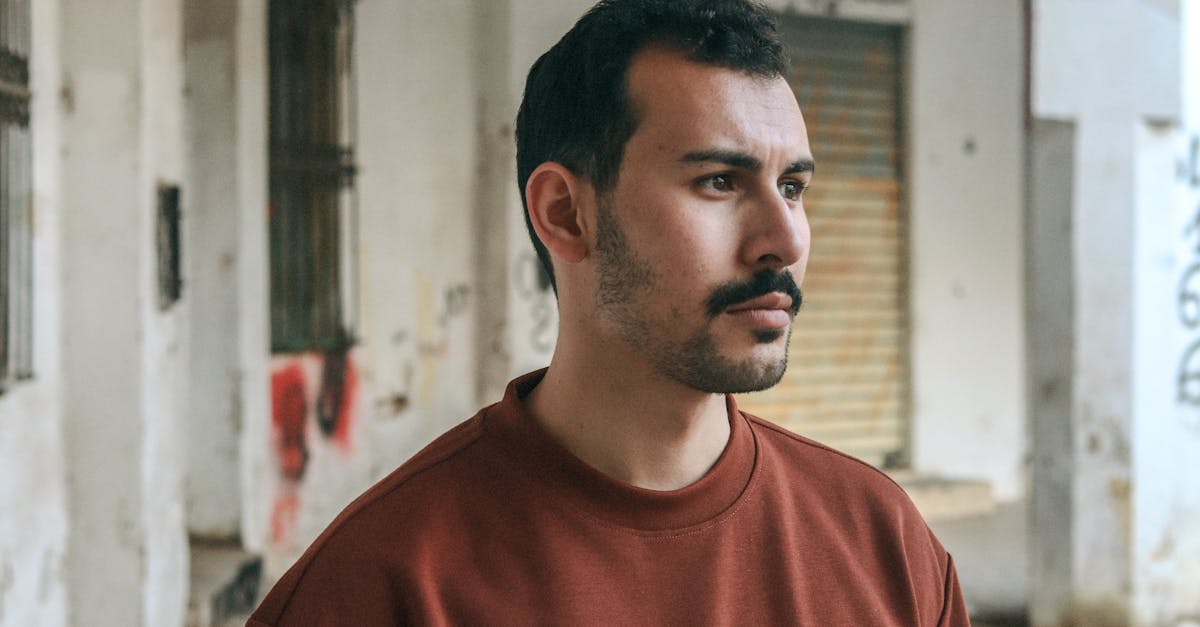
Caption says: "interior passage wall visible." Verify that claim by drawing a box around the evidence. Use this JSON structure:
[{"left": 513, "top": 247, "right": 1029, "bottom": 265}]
[
  {"left": 908, "top": 0, "right": 1025, "bottom": 500},
  {"left": 261, "top": 0, "right": 481, "bottom": 578},
  {"left": 0, "top": 0, "right": 68, "bottom": 624}
]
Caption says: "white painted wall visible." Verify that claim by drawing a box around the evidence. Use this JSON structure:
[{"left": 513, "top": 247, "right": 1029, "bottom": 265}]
[
  {"left": 354, "top": 0, "right": 479, "bottom": 465},
  {"left": 1130, "top": 2, "right": 1200, "bottom": 623},
  {"left": 233, "top": 0, "right": 272, "bottom": 558},
  {"left": 907, "top": 0, "right": 1026, "bottom": 500},
  {"left": 138, "top": 1, "right": 189, "bottom": 623},
  {"left": 0, "top": 0, "right": 68, "bottom": 624},
  {"left": 60, "top": 0, "right": 190, "bottom": 623},
  {"left": 183, "top": 0, "right": 245, "bottom": 540},
  {"left": 1029, "top": 0, "right": 1185, "bottom": 622}
]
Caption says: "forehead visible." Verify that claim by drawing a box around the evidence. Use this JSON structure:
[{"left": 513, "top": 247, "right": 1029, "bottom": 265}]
[{"left": 623, "top": 48, "right": 810, "bottom": 162}]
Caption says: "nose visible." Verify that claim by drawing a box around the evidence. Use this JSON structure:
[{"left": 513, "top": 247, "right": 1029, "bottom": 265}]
[{"left": 740, "top": 186, "right": 808, "bottom": 271}]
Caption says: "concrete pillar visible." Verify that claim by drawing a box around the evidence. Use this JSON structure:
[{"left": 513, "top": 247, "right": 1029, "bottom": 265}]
[
  {"left": 183, "top": 0, "right": 243, "bottom": 541},
  {"left": 1028, "top": 1, "right": 1187, "bottom": 624},
  {"left": 0, "top": 0, "right": 69, "bottom": 625},
  {"left": 1128, "top": 2, "right": 1200, "bottom": 623},
  {"left": 908, "top": 0, "right": 1026, "bottom": 500},
  {"left": 471, "top": 0, "right": 516, "bottom": 404},
  {"left": 181, "top": 0, "right": 271, "bottom": 554},
  {"left": 60, "top": 0, "right": 189, "bottom": 624}
]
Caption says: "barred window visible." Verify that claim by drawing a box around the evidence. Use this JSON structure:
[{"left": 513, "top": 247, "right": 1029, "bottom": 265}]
[
  {"left": 268, "top": 0, "right": 357, "bottom": 352},
  {"left": 0, "top": 0, "right": 32, "bottom": 390}
]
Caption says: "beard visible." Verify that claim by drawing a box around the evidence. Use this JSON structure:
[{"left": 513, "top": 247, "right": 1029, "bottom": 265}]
[{"left": 593, "top": 197, "right": 801, "bottom": 394}]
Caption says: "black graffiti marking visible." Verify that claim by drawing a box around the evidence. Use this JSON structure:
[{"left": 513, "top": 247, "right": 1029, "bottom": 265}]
[
  {"left": 1178, "top": 338, "right": 1200, "bottom": 406},
  {"left": 1188, "top": 136, "right": 1200, "bottom": 188},
  {"left": 440, "top": 284, "right": 472, "bottom": 325},
  {"left": 513, "top": 252, "right": 557, "bottom": 353},
  {"left": 513, "top": 252, "right": 543, "bottom": 300},
  {"left": 1178, "top": 133, "right": 1200, "bottom": 408},
  {"left": 1186, "top": 205, "right": 1200, "bottom": 254},
  {"left": 1178, "top": 262, "right": 1200, "bottom": 328},
  {"left": 316, "top": 343, "right": 350, "bottom": 437},
  {"left": 529, "top": 298, "right": 556, "bottom": 354}
]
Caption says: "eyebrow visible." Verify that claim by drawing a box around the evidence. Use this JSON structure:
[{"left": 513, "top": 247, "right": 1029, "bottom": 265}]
[{"left": 680, "top": 148, "right": 815, "bottom": 175}]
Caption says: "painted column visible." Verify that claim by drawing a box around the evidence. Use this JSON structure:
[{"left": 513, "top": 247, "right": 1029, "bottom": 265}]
[
  {"left": 1129, "top": 1, "right": 1200, "bottom": 623},
  {"left": 1028, "top": 0, "right": 1185, "bottom": 624},
  {"left": 60, "top": 0, "right": 189, "bottom": 624}
]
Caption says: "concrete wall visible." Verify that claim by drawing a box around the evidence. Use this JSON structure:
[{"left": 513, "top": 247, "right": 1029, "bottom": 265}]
[
  {"left": 59, "top": 0, "right": 190, "bottom": 623},
  {"left": 0, "top": 0, "right": 69, "bottom": 624},
  {"left": 1130, "top": 2, "right": 1200, "bottom": 623},
  {"left": 907, "top": 0, "right": 1026, "bottom": 501},
  {"left": 183, "top": 0, "right": 246, "bottom": 540},
  {"left": 259, "top": 0, "right": 485, "bottom": 578},
  {"left": 180, "top": 0, "right": 273, "bottom": 559},
  {"left": 1029, "top": 0, "right": 1187, "bottom": 623}
]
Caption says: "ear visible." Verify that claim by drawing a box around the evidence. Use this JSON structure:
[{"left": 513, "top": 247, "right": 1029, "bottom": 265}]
[{"left": 525, "top": 162, "right": 591, "bottom": 265}]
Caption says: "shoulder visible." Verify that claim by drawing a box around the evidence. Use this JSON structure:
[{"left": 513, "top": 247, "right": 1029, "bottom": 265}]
[
  {"left": 742, "top": 411, "right": 941, "bottom": 544},
  {"left": 745, "top": 413, "right": 908, "bottom": 493},
  {"left": 250, "top": 409, "right": 498, "bottom": 624},
  {"left": 743, "top": 412, "right": 960, "bottom": 619}
]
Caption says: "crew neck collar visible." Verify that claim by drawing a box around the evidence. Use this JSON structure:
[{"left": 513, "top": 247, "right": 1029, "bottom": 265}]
[{"left": 483, "top": 369, "right": 759, "bottom": 532}]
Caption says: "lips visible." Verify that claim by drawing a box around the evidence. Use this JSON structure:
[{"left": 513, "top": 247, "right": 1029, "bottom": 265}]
[{"left": 724, "top": 292, "right": 794, "bottom": 314}]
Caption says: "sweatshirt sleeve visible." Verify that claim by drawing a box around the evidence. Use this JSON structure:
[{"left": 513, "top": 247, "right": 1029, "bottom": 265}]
[
  {"left": 245, "top": 530, "right": 406, "bottom": 626},
  {"left": 937, "top": 554, "right": 972, "bottom": 626}
]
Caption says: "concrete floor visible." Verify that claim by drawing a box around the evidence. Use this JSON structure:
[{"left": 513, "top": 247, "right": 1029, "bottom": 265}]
[{"left": 929, "top": 500, "right": 1030, "bottom": 626}]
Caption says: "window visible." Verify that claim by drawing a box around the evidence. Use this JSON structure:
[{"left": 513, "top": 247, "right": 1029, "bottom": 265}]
[
  {"left": 268, "top": 0, "right": 357, "bottom": 352},
  {"left": 0, "top": 0, "right": 32, "bottom": 390}
]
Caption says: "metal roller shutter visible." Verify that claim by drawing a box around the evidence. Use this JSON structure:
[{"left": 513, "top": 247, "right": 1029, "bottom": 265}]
[{"left": 738, "top": 17, "right": 909, "bottom": 468}]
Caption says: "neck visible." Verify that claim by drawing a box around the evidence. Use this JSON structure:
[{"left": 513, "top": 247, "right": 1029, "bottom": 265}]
[{"left": 526, "top": 330, "right": 731, "bottom": 491}]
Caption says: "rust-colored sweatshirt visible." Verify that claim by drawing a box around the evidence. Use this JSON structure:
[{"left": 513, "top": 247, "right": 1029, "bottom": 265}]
[{"left": 249, "top": 370, "right": 970, "bottom": 626}]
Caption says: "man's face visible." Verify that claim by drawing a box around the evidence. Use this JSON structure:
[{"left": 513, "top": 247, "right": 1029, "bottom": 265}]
[{"left": 591, "top": 48, "right": 813, "bottom": 394}]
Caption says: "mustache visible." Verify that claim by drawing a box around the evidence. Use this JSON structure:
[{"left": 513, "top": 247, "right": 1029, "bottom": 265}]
[{"left": 705, "top": 270, "right": 803, "bottom": 318}]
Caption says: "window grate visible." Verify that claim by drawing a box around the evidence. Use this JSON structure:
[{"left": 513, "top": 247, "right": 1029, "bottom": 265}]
[
  {"left": 268, "top": 0, "right": 357, "bottom": 353},
  {"left": 0, "top": 0, "right": 32, "bottom": 391}
]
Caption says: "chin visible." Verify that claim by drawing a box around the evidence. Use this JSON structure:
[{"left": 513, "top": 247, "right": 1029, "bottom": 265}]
[{"left": 675, "top": 353, "right": 788, "bottom": 395}]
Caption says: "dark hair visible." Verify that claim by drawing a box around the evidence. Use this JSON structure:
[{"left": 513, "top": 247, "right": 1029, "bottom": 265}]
[{"left": 515, "top": 0, "right": 788, "bottom": 289}]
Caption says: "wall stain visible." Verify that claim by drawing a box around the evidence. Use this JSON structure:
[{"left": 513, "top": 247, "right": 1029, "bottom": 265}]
[
  {"left": 0, "top": 557, "right": 11, "bottom": 623},
  {"left": 1151, "top": 529, "right": 1176, "bottom": 562},
  {"left": 1060, "top": 598, "right": 1128, "bottom": 627},
  {"left": 269, "top": 350, "right": 362, "bottom": 546}
]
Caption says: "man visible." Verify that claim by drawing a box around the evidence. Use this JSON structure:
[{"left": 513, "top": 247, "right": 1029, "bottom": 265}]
[{"left": 249, "top": 1, "right": 970, "bottom": 625}]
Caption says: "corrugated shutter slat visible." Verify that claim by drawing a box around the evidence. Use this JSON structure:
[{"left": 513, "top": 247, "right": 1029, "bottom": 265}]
[{"left": 738, "top": 17, "right": 908, "bottom": 468}]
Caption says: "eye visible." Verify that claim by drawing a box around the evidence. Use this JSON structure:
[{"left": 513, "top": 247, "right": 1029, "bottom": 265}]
[
  {"left": 699, "top": 174, "right": 735, "bottom": 193},
  {"left": 779, "top": 180, "right": 807, "bottom": 201}
]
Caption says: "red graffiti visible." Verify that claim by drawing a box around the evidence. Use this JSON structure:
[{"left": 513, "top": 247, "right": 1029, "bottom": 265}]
[
  {"left": 270, "top": 491, "right": 299, "bottom": 545},
  {"left": 271, "top": 363, "right": 309, "bottom": 481},
  {"left": 268, "top": 351, "right": 359, "bottom": 547}
]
